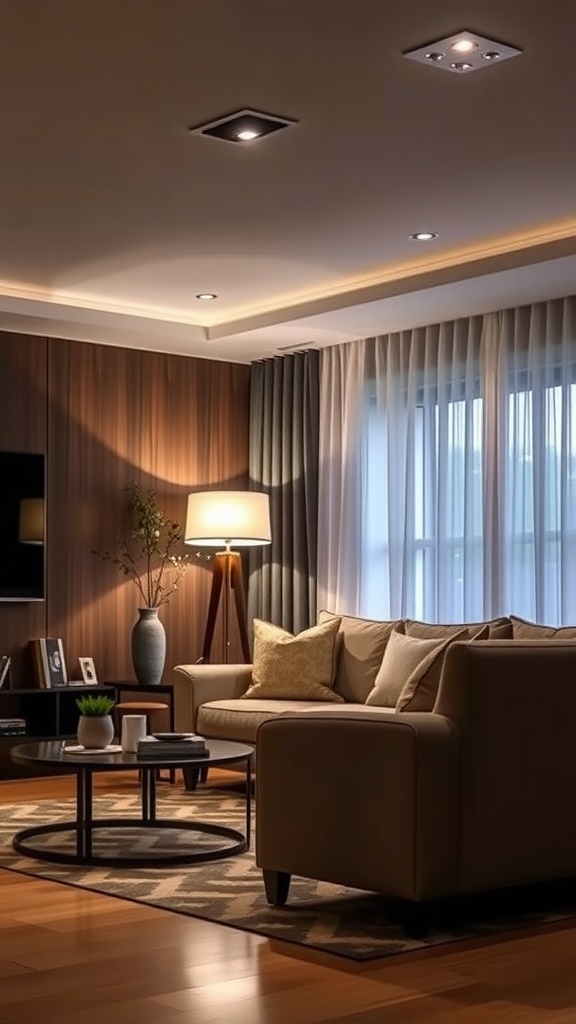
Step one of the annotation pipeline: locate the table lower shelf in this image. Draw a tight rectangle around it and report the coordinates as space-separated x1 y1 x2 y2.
12 817 248 867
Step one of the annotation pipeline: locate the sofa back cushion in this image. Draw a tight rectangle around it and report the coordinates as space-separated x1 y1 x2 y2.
244 617 344 702
366 627 469 711
509 615 576 639
404 616 512 639
318 609 404 703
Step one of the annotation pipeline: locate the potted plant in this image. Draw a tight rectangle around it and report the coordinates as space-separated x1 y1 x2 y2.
76 694 116 750
94 484 191 686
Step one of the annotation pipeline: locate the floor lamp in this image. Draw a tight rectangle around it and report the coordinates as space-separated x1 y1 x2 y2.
185 490 271 664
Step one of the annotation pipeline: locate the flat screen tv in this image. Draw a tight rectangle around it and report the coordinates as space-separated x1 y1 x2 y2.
0 451 45 601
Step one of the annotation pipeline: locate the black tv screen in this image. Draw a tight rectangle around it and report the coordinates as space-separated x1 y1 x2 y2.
0 452 45 601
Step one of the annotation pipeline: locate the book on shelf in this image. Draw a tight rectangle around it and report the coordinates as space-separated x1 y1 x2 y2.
0 717 27 736
136 734 208 758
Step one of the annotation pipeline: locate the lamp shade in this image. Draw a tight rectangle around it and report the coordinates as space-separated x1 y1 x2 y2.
185 490 271 547
19 498 45 544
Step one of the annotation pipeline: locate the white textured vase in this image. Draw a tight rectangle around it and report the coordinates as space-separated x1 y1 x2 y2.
131 607 166 686
77 714 114 750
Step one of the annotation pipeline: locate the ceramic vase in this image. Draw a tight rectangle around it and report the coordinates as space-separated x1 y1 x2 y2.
131 607 166 686
77 714 114 750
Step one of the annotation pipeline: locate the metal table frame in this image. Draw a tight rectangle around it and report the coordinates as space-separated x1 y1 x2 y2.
10 740 252 867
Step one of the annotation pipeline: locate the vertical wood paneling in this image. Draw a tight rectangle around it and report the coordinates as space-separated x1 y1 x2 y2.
0 333 48 683
46 340 250 682
0 333 250 688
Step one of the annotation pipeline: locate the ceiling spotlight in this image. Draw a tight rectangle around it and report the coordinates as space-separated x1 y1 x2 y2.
409 232 438 241
236 129 260 141
196 293 218 301
189 108 298 144
403 30 521 73
451 38 478 53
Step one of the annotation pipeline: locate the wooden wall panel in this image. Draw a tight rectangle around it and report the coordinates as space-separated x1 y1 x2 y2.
47 340 251 684
0 333 48 684
0 332 250 688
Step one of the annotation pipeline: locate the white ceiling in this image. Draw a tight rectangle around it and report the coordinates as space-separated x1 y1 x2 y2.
1 0 576 364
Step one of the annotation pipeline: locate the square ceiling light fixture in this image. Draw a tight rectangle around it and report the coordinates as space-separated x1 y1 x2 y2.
189 108 298 143
403 30 522 73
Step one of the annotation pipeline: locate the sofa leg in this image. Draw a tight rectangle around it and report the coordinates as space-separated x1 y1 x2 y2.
402 903 430 940
263 869 291 906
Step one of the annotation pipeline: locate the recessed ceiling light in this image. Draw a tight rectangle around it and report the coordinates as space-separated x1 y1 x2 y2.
403 30 522 73
451 38 478 53
189 108 298 144
409 232 438 241
196 293 218 301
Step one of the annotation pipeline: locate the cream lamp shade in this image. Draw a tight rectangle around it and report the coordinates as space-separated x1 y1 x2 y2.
185 490 271 548
19 498 45 544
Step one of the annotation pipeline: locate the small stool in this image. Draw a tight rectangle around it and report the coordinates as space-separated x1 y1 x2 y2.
115 701 174 782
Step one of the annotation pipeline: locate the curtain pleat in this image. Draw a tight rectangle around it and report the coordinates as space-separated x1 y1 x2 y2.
248 351 320 636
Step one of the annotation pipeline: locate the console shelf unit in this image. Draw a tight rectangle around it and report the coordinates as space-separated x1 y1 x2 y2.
0 685 115 778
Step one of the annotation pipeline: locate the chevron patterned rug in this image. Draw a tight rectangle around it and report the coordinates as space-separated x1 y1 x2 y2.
0 786 574 962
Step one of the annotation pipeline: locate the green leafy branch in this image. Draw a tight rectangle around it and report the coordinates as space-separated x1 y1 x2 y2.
93 484 191 608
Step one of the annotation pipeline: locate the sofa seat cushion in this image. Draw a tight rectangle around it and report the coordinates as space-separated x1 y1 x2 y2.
197 699 353 744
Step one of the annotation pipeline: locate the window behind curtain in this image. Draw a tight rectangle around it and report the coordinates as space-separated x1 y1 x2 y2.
318 297 576 627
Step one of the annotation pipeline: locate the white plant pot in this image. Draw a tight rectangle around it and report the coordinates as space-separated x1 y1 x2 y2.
77 714 114 750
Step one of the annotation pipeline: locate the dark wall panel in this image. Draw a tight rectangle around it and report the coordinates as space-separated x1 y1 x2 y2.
0 333 48 682
0 333 250 686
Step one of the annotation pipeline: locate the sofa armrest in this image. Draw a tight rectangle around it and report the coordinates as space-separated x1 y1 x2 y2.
256 709 460 902
172 663 253 732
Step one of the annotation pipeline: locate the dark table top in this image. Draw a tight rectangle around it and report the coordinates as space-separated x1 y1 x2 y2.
10 738 253 771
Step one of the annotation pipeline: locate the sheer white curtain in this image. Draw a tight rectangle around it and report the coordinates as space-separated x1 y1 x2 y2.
317 297 576 625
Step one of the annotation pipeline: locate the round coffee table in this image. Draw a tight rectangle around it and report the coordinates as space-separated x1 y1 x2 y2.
10 738 253 867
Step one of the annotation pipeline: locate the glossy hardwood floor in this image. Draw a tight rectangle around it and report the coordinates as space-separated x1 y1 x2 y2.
1 772 576 1024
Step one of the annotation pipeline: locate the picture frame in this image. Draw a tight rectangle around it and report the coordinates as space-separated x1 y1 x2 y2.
79 656 98 685
0 655 11 690
29 638 68 688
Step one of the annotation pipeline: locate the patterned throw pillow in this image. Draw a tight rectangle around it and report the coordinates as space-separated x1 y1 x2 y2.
244 617 344 702
366 627 468 712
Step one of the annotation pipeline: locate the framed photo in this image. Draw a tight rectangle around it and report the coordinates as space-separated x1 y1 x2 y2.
29 638 68 688
0 655 11 690
79 657 98 685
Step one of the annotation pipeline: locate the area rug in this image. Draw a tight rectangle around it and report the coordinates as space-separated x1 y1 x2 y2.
0 787 575 962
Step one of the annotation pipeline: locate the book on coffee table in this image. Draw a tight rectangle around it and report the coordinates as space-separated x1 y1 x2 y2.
136 734 208 758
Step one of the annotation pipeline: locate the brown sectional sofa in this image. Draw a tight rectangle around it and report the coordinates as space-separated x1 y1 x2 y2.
172 613 576 934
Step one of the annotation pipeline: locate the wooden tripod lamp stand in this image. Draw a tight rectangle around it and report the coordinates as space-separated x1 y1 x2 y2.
185 490 271 663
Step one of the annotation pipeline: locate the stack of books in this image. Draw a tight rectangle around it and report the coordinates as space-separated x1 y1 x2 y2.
136 733 209 759
0 717 27 737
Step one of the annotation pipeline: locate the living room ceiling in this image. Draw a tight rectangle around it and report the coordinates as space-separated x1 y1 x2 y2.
1 1 575 364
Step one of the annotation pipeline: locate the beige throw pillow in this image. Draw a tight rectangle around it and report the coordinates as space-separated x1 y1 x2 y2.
366 628 468 712
245 617 344 702
404 618 508 639
318 609 404 702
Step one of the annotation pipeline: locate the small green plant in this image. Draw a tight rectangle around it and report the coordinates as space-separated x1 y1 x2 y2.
76 694 116 717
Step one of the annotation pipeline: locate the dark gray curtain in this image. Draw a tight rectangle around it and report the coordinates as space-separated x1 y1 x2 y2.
248 350 320 637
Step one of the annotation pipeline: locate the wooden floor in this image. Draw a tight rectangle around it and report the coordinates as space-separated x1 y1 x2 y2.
1 773 576 1024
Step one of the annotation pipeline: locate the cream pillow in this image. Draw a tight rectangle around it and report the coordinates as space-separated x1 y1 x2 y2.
244 617 344 702
318 609 405 702
366 628 468 712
